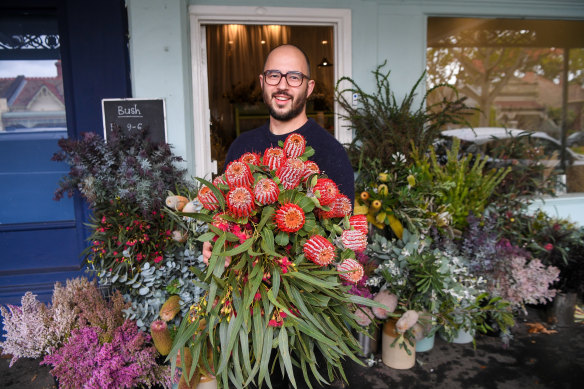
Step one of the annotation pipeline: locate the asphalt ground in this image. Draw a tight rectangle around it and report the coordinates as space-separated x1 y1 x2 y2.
1 307 582 389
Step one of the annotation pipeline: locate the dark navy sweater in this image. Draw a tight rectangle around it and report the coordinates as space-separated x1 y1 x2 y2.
224 118 355 202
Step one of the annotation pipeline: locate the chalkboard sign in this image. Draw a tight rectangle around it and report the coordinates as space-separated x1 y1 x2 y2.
101 98 167 143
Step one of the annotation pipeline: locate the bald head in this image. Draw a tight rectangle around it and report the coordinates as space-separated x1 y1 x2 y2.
263 44 311 78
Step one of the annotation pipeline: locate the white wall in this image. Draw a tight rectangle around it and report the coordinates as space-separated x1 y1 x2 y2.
126 0 194 170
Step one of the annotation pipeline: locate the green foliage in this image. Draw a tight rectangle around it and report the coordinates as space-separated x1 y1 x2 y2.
485 130 560 214
335 60 476 185
354 155 452 237
411 138 511 230
368 231 515 344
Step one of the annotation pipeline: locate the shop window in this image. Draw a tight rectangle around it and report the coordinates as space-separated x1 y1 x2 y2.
0 10 73 223
427 18 584 193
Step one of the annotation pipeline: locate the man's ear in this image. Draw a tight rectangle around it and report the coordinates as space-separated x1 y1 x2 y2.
259 74 264 89
306 79 315 98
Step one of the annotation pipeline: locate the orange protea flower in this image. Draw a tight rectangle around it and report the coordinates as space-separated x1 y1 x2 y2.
283 133 306 158
341 229 368 253
275 203 305 233
240 152 261 166
313 178 339 206
197 186 220 211
330 194 352 217
262 147 286 170
302 160 320 181
225 161 253 188
253 178 280 205
303 235 337 266
226 186 255 217
337 259 364 283
349 215 369 236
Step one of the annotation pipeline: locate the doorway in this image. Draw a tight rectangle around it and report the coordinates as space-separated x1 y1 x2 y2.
188 6 352 178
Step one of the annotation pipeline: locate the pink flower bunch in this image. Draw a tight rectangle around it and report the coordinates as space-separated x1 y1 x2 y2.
41 320 171 389
495 256 560 307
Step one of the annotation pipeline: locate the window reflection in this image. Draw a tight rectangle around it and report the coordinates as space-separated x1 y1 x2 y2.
427 18 584 193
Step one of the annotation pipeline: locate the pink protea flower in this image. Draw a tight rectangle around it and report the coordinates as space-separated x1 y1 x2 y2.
303 235 337 266
263 147 286 170
240 152 261 166
253 178 280 205
225 161 253 187
330 194 352 218
275 203 305 233
302 160 320 181
197 186 220 211
283 133 306 158
337 258 364 283
349 215 368 236
276 157 304 189
354 307 373 327
226 186 255 217
396 310 419 333
313 178 339 206
341 230 368 253
372 290 398 319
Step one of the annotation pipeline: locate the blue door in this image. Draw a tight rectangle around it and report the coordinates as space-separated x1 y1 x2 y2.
0 0 131 306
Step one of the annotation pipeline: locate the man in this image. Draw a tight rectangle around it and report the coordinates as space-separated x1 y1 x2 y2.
204 45 353 388
223 44 354 201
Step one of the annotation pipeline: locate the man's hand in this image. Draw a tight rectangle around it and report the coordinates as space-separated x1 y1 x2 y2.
202 241 231 267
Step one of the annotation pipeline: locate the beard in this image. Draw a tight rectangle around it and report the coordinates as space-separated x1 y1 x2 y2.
263 87 308 122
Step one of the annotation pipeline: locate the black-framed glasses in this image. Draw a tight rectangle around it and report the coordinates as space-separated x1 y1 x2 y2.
263 70 309 87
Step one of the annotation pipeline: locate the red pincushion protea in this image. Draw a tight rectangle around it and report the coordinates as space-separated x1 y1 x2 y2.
302 160 320 181
226 186 255 217
341 229 368 253
240 152 261 166
253 178 280 205
283 133 306 158
313 178 339 206
330 194 352 218
349 215 369 236
263 147 286 170
225 161 253 187
197 186 220 211
275 203 305 233
303 235 337 266
213 175 228 189
276 158 304 190
337 258 364 283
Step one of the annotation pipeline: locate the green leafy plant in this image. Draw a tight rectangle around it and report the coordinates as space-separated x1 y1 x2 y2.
335 60 476 186
411 138 511 230
354 154 453 239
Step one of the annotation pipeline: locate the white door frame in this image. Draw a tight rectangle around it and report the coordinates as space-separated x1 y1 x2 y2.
189 5 352 178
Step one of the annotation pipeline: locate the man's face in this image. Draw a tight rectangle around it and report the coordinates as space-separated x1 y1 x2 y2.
260 46 315 122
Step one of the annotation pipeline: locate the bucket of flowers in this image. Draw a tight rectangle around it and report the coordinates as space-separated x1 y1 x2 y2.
163 134 383 389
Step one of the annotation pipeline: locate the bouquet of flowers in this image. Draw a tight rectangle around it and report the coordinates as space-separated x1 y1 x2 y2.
164 134 381 389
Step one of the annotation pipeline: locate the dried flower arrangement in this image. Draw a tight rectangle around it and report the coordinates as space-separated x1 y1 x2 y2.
1 278 172 388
